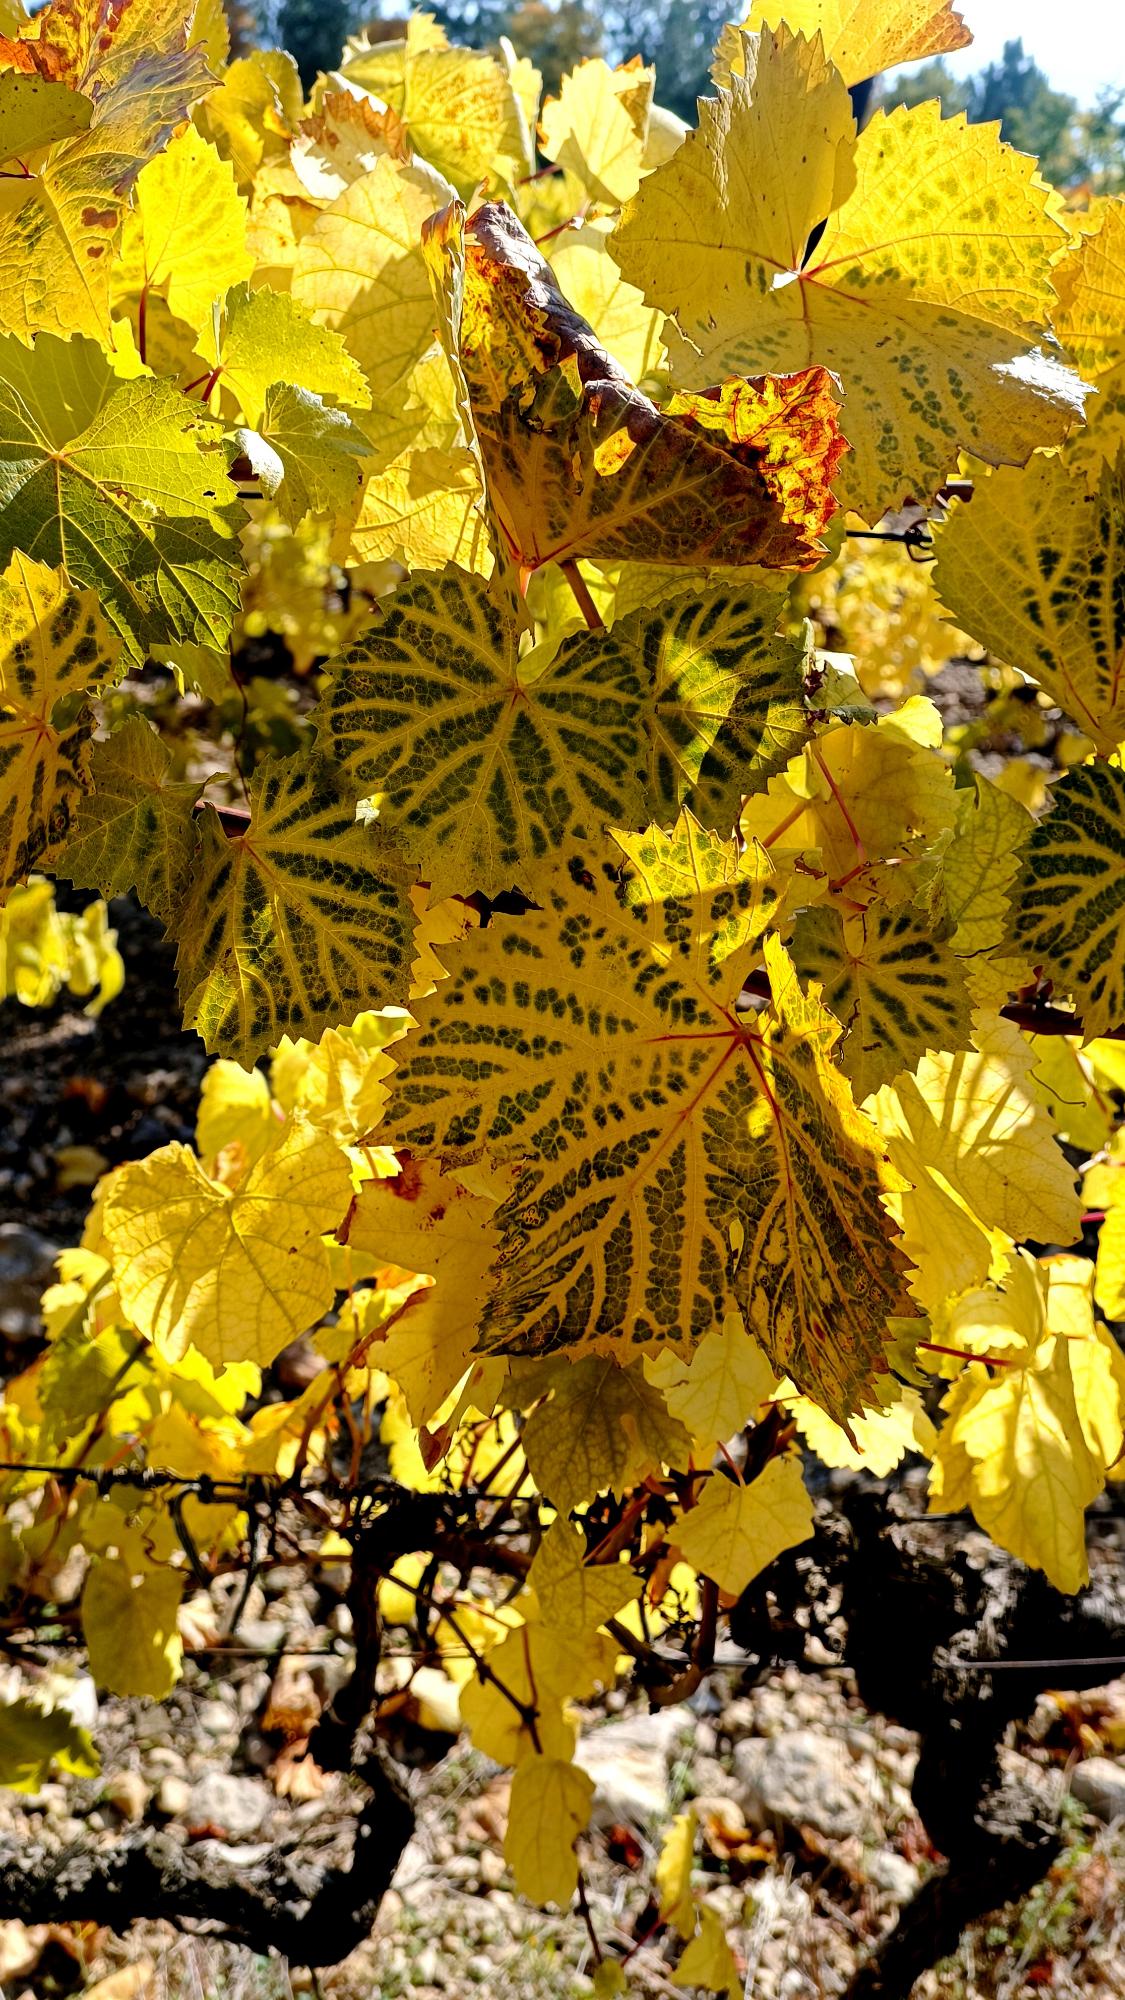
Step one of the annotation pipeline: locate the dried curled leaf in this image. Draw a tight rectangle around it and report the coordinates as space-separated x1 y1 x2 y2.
428 198 846 576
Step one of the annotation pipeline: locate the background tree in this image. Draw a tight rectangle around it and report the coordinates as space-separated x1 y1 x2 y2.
879 35 1125 191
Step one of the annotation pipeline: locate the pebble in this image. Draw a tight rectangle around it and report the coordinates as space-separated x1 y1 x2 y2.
145 1747 186 1777
576 1706 691 1825
196 1699 237 1737
103 1771 147 1823
865 1849 920 1902
155 1776 192 1818
478 1848 505 1889
1070 1755 1125 1824
187 1770 270 1838
734 1728 877 1841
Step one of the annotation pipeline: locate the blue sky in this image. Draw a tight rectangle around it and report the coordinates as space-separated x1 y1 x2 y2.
905 0 1125 101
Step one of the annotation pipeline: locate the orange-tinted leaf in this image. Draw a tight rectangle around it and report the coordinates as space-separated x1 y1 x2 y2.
434 199 845 576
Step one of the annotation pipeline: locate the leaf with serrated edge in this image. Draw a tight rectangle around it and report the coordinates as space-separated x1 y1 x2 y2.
645 1316 776 1451
447 200 846 574
612 26 1083 521
348 1158 519 1426
174 752 417 1067
674 1456 813 1597
796 902 972 1099
59 716 202 926
873 1012 1082 1247
208 283 371 428
539 58 653 207
124 123 252 333
0 551 115 896
101 1114 352 1370
240 385 371 530
520 1356 690 1516
526 1520 641 1631
719 0 970 88
935 456 1125 756
385 818 913 1418
505 1756 594 1908
1011 762 1125 1041
81 1559 184 1699
0 334 245 663
0 5 211 343
292 155 455 400
319 570 801 898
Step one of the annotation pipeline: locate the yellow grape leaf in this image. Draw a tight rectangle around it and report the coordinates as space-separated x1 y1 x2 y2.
1053 199 1125 476
196 1059 277 1176
674 1456 813 1596
674 1905 740 1995
124 123 252 333
0 1692 99 1792
101 1113 352 1370
290 90 409 202
646 1316 777 1450
273 1016 397 1148
935 456 1125 756
292 155 455 400
460 1623 611 1765
933 1326 1105 1594
1045 1253 1125 1469
81 1558 184 1699
0 5 211 343
238 384 371 529
739 700 956 889
795 902 972 1100
548 222 663 385
1095 1171 1125 1321
874 1012 1082 1248
341 443 491 575
520 1356 691 1516
316 567 805 899
0 333 245 662
58 715 203 926
340 35 530 194
433 198 846 575
526 1520 642 1632
1029 1035 1117 1155
196 48 300 192
612 25 1082 521
539 58 653 207
789 1384 935 1474
721 0 970 86
0 70 91 158
504 1755 595 1907
1011 763 1125 1042
0 551 111 895
385 819 913 1420
348 1159 512 1426
207 283 371 428
174 752 417 1066
656 1809 698 1940
892 1163 1011 1316
938 774 1031 962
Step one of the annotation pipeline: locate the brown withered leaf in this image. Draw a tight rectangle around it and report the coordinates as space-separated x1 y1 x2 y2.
427 198 846 577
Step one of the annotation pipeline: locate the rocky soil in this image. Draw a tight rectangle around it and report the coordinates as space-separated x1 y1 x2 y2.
1 1546 1124 2000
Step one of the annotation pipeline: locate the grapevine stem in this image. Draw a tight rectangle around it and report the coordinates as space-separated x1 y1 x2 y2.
560 559 605 631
